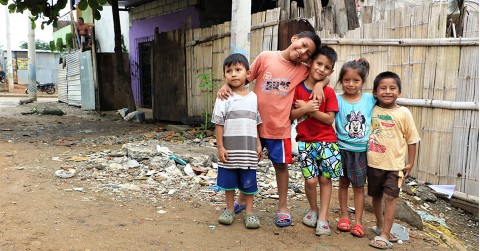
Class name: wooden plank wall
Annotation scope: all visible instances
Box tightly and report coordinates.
[185,8,280,117]
[318,2,479,196]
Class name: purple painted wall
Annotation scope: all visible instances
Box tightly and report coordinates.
[129,6,200,106]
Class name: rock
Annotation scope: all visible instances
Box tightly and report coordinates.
[123,142,157,160]
[415,186,437,202]
[396,199,423,230]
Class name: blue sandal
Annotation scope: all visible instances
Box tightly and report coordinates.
[223,202,246,214]
[275,213,292,227]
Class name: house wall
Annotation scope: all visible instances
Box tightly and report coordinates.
[129,6,200,106]
[130,0,198,22]
[95,6,130,53]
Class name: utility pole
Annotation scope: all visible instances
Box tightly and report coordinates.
[27,11,37,101]
[5,6,14,92]
[230,0,251,60]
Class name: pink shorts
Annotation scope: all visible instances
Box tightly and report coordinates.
[260,138,293,164]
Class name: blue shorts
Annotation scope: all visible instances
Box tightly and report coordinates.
[260,138,293,164]
[298,142,342,179]
[216,167,258,194]
[340,150,368,187]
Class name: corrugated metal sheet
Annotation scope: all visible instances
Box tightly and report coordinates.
[57,63,68,103]
[80,51,95,110]
[66,51,81,107]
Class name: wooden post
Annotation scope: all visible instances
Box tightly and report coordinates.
[230,0,251,59]
[313,0,322,30]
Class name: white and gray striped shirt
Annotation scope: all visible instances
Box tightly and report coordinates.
[211,92,262,169]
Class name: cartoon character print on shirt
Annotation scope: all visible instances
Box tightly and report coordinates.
[345,111,366,139]
[260,71,291,96]
[368,114,395,154]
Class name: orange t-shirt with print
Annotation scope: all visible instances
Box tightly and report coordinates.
[247,51,309,139]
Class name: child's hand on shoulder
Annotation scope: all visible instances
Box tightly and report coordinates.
[218,147,228,162]
[216,84,233,100]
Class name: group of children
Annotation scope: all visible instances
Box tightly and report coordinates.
[211,31,420,249]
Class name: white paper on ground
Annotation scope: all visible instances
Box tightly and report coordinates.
[428,185,455,199]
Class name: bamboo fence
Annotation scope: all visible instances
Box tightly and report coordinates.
[184,2,479,197]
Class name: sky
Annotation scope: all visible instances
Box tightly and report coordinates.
[0,5,55,50]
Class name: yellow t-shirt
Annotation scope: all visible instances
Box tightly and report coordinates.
[367,106,420,171]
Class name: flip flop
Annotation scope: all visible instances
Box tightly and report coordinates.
[351,223,364,237]
[223,202,246,214]
[369,236,393,249]
[371,226,398,242]
[275,213,292,227]
[337,218,351,231]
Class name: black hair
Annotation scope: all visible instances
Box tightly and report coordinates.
[312,45,337,66]
[337,58,370,84]
[297,31,321,54]
[78,17,84,21]
[373,71,402,93]
[223,53,249,73]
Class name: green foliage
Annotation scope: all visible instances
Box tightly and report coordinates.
[49,41,56,52]
[197,72,216,132]
[121,34,127,52]
[56,38,64,52]
[65,33,73,49]
[18,39,52,50]
[1,0,107,28]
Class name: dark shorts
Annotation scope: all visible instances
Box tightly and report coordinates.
[367,167,401,198]
[340,150,367,187]
[216,167,258,194]
[260,138,293,164]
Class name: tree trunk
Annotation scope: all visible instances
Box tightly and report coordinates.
[111,0,135,111]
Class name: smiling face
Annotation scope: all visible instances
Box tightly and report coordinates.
[308,54,334,82]
[373,78,401,108]
[341,68,364,97]
[286,36,316,63]
[223,62,250,91]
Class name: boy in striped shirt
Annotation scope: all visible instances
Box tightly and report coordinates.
[212,53,263,229]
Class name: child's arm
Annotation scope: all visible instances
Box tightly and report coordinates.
[215,124,228,162]
[309,111,335,125]
[290,100,319,120]
[256,130,263,161]
[403,143,417,176]
[310,77,330,102]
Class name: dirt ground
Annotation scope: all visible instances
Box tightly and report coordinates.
[0,98,477,251]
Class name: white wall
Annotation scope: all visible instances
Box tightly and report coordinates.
[94,6,130,53]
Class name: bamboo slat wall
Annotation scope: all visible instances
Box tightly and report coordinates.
[184,2,478,196]
[185,8,280,117]
[318,2,479,196]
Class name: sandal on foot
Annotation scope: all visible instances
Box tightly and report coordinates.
[275,213,292,227]
[369,236,393,249]
[223,202,246,214]
[351,223,364,237]
[337,218,351,231]
[315,220,332,236]
[371,226,398,242]
[218,210,235,225]
[302,210,318,228]
[245,214,260,229]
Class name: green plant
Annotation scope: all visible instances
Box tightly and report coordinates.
[49,40,56,52]
[55,37,64,52]
[197,72,215,132]
[121,34,127,52]
[65,33,73,49]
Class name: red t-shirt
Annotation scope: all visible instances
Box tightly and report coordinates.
[248,51,309,139]
[293,83,338,142]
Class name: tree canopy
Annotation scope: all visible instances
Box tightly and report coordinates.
[19,39,51,50]
[1,0,109,29]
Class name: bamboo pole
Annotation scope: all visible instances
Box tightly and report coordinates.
[321,38,478,46]
[397,98,479,110]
